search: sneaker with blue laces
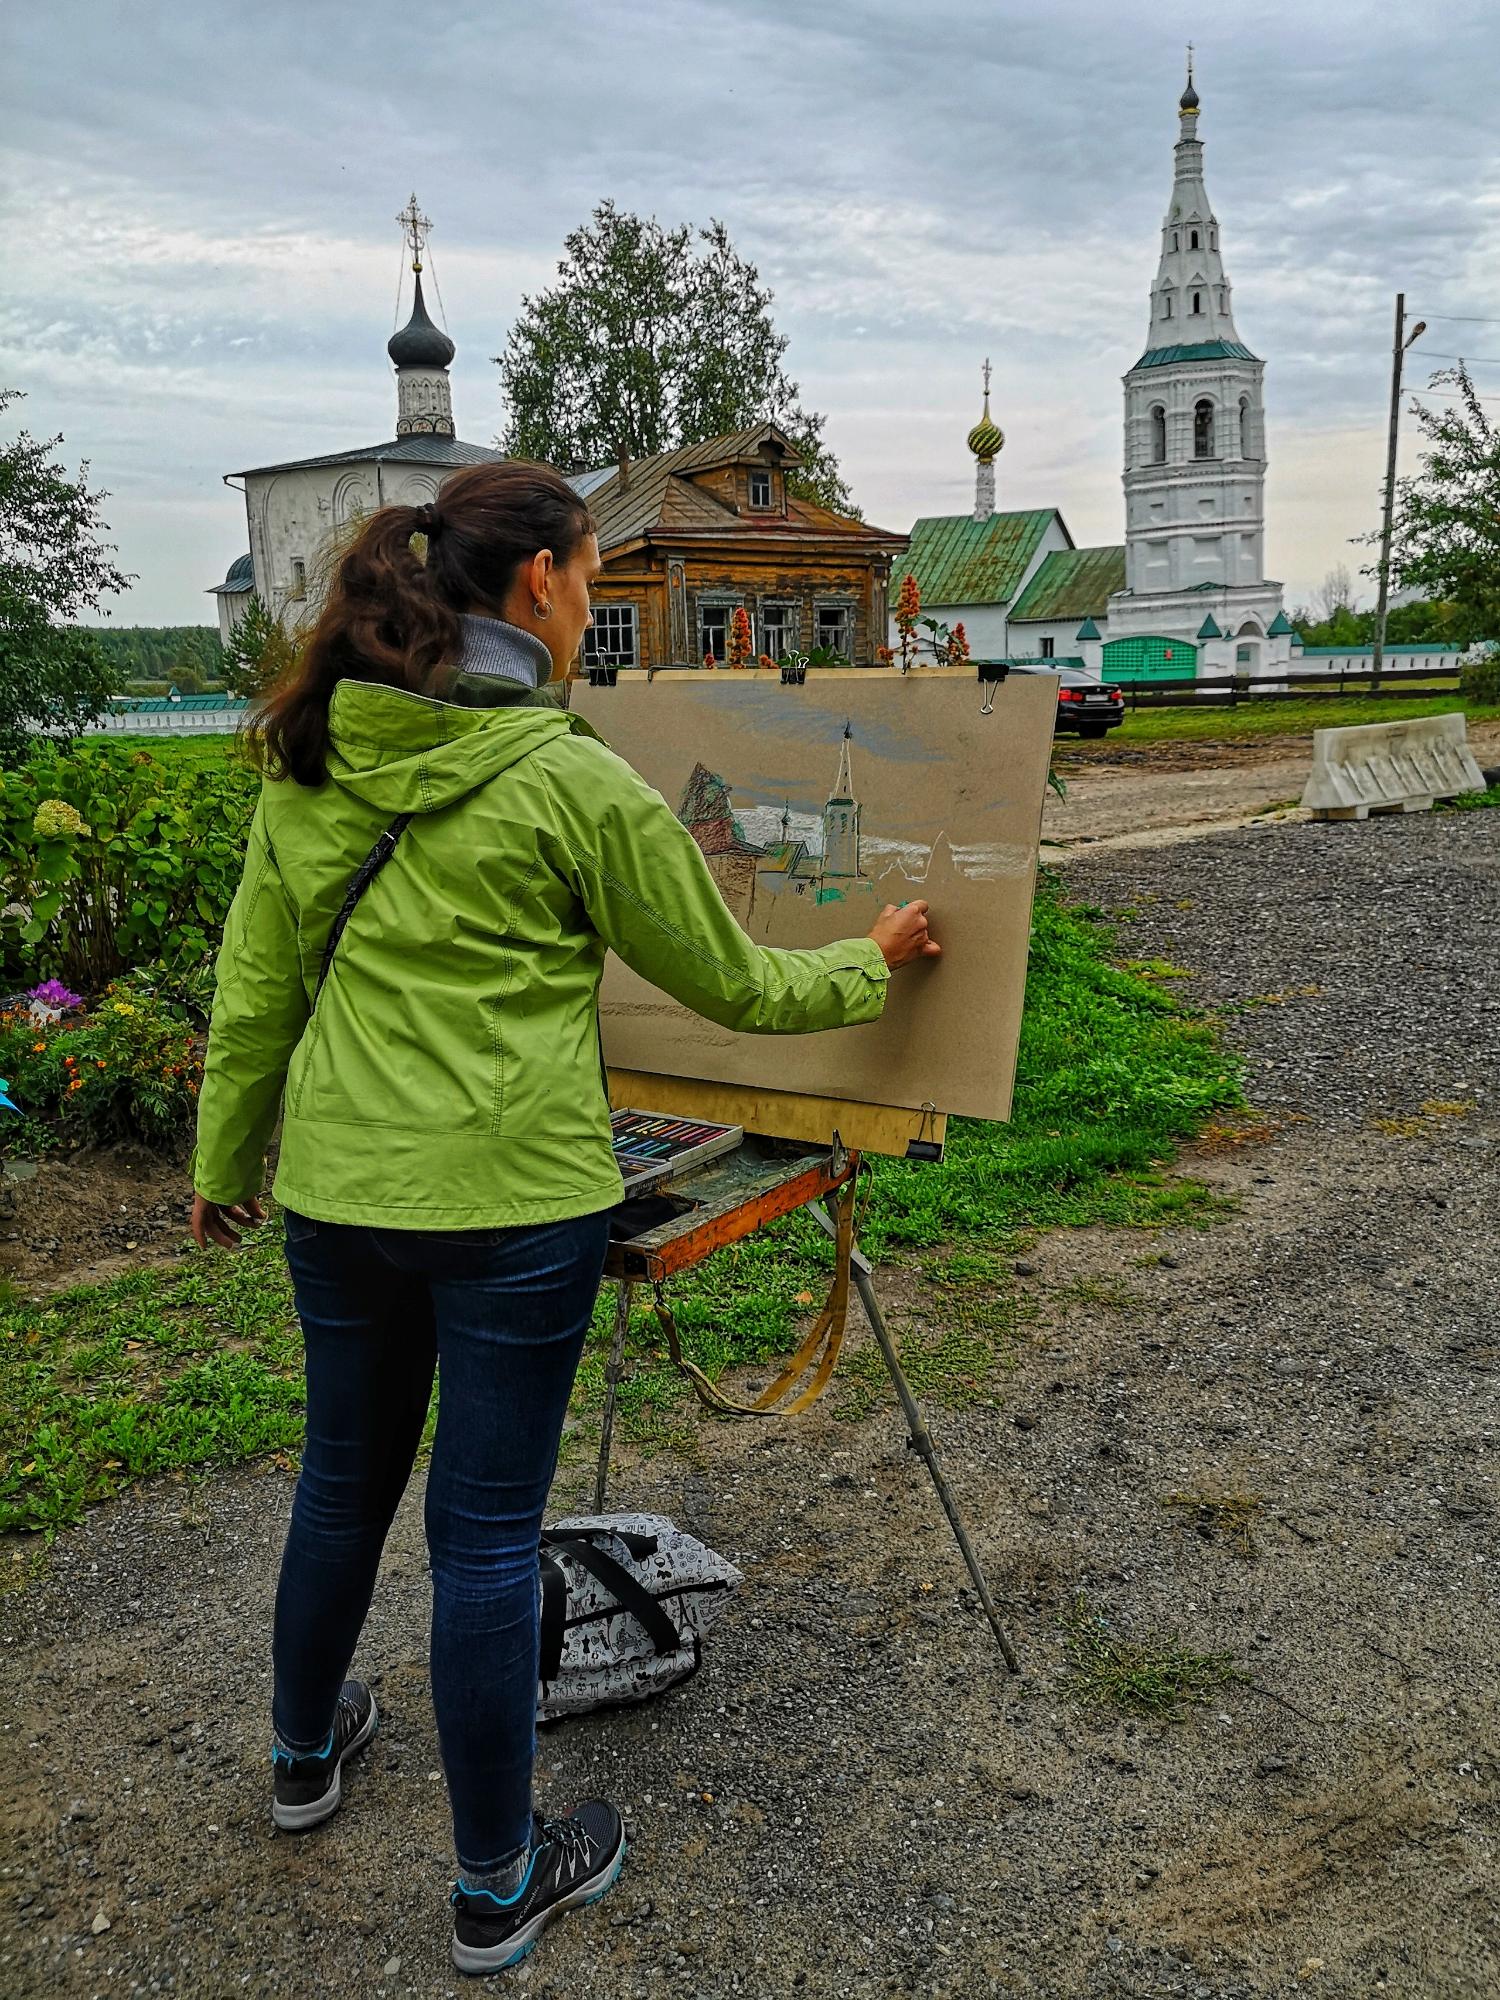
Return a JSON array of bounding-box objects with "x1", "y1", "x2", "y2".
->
[
  {"x1": 270, "y1": 1679, "x2": 378, "y2": 1832},
  {"x1": 450, "y1": 1800, "x2": 626, "y2": 1975}
]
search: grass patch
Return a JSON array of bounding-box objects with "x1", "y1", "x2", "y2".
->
[
  {"x1": 2, "y1": 875, "x2": 1244, "y2": 1531},
  {"x1": 1062, "y1": 1594, "x2": 1245, "y2": 1718},
  {"x1": 1437, "y1": 782, "x2": 1500, "y2": 812},
  {"x1": 1095, "y1": 695, "x2": 1500, "y2": 748},
  {"x1": 1162, "y1": 1485, "x2": 1264, "y2": 1556}
]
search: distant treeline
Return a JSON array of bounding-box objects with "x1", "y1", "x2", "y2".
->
[
  {"x1": 85, "y1": 625, "x2": 226, "y2": 688},
  {"x1": 1288, "y1": 598, "x2": 1486, "y2": 650}
]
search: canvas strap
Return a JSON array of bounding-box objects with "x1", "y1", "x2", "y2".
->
[{"x1": 650, "y1": 1178, "x2": 855, "y2": 1418}]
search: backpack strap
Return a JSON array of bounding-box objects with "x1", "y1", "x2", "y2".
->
[
  {"x1": 314, "y1": 812, "x2": 414, "y2": 1004},
  {"x1": 540, "y1": 1533, "x2": 684, "y2": 1659},
  {"x1": 538, "y1": 1547, "x2": 569, "y2": 1684}
]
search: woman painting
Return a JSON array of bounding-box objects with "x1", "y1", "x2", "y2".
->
[{"x1": 189, "y1": 460, "x2": 939, "y2": 1976}]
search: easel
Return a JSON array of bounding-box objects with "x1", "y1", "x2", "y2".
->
[{"x1": 593, "y1": 1130, "x2": 1022, "y2": 1673}]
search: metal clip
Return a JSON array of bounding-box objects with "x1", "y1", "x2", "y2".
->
[
  {"x1": 976, "y1": 660, "x2": 1009, "y2": 716},
  {"x1": 587, "y1": 666, "x2": 620, "y2": 689}
]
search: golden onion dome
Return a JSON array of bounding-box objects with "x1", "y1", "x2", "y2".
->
[{"x1": 967, "y1": 408, "x2": 1004, "y2": 463}]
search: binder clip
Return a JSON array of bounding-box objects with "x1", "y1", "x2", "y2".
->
[
  {"x1": 587, "y1": 666, "x2": 620, "y2": 689},
  {"x1": 780, "y1": 662, "x2": 808, "y2": 686},
  {"x1": 976, "y1": 660, "x2": 1009, "y2": 716}
]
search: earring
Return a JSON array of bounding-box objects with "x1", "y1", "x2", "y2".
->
[{"x1": 533, "y1": 600, "x2": 553, "y2": 620}]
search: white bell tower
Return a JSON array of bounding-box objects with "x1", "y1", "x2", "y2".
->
[{"x1": 1107, "y1": 55, "x2": 1288, "y2": 676}]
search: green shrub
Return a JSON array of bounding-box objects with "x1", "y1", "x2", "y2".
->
[
  {"x1": 0, "y1": 985, "x2": 202, "y2": 1150},
  {"x1": 1460, "y1": 648, "x2": 1500, "y2": 705},
  {"x1": 0, "y1": 739, "x2": 258, "y2": 995}
]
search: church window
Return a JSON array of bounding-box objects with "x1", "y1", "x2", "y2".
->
[
  {"x1": 583, "y1": 604, "x2": 638, "y2": 670},
  {"x1": 1040, "y1": 637, "x2": 1055, "y2": 658},
  {"x1": 1210, "y1": 226, "x2": 1218, "y2": 249},
  {"x1": 1163, "y1": 292, "x2": 1174, "y2": 319},
  {"x1": 1238, "y1": 394, "x2": 1254, "y2": 456},
  {"x1": 1190, "y1": 229, "x2": 1200, "y2": 249},
  {"x1": 1194, "y1": 400, "x2": 1216, "y2": 458},
  {"x1": 289, "y1": 558, "x2": 307, "y2": 600},
  {"x1": 1191, "y1": 290, "x2": 1203, "y2": 315},
  {"x1": 814, "y1": 602, "x2": 854, "y2": 661},
  {"x1": 1171, "y1": 230, "x2": 1180, "y2": 250},
  {"x1": 1149, "y1": 404, "x2": 1167, "y2": 463}
]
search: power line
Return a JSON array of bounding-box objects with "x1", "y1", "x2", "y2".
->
[
  {"x1": 1419, "y1": 350, "x2": 1500, "y2": 365},
  {"x1": 1412, "y1": 312, "x2": 1500, "y2": 326}
]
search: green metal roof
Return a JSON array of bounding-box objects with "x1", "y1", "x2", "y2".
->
[
  {"x1": 1008, "y1": 544, "x2": 1125, "y2": 623},
  {"x1": 1130, "y1": 339, "x2": 1259, "y2": 371},
  {"x1": 1075, "y1": 615, "x2": 1101, "y2": 641},
  {"x1": 1196, "y1": 614, "x2": 1223, "y2": 639},
  {"x1": 110, "y1": 693, "x2": 246, "y2": 714},
  {"x1": 894, "y1": 509, "x2": 1058, "y2": 610},
  {"x1": 1266, "y1": 610, "x2": 1293, "y2": 637}
]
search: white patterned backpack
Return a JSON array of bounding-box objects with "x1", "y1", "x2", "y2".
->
[{"x1": 537, "y1": 1514, "x2": 742, "y2": 1722}]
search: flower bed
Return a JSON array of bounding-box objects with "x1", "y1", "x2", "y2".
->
[{"x1": 1, "y1": 981, "x2": 202, "y2": 1156}]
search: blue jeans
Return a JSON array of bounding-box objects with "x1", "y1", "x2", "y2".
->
[{"x1": 273, "y1": 1208, "x2": 610, "y2": 1873}]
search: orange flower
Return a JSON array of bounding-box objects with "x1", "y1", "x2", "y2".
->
[
  {"x1": 31, "y1": 1041, "x2": 46, "y2": 1053},
  {"x1": 96, "y1": 1060, "x2": 106, "y2": 1069},
  {"x1": 68, "y1": 1078, "x2": 83, "y2": 1093}
]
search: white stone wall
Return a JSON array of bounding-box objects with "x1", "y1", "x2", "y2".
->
[
  {"x1": 1005, "y1": 619, "x2": 1091, "y2": 660},
  {"x1": 246, "y1": 459, "x2": 445, "y2": 627},
  {"x1": 1122, "y1": 356, "x2": 1267, "y2": 596}
]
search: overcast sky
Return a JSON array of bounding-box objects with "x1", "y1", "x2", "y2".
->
[{"x1": 7, "y1": 0, "x2": 1499, "y2": 627}]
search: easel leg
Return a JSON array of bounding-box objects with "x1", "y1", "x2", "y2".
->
[
  {"x1": 806, "y1": 1202, "x2": 1021, "y2": 1674},
  {"x1": 594, "y1": 1280, "x2": 632, "y2": 1514},
  {"x1": 851, "y1": 1261, "x2": 1022, "y2": 1674}
]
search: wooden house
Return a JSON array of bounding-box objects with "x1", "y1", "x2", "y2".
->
[{"x1": 574, "y1": 423, "x2": 906, "y2": 671}]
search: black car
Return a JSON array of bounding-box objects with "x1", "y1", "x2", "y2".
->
[{"x1": 1005, "y1": 661, "x2": 1125, "y2": 738}]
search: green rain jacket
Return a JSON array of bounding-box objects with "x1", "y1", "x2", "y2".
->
[{"x1": 191, "y1": 680, "x2": 891, "y2": 1228}]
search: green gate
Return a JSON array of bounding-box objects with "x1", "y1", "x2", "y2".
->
[{"x1": 1100, "y1": 634, "x2": 1198, "y2": 683}]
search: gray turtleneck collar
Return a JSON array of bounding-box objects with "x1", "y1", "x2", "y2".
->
[{"x1": 456, "y1": 614, "x2": 553, "y2": 690}]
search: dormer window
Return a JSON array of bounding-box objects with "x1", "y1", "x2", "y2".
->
[{"x1": 748, "y1": 469, "x2": 773, "y2": 509}]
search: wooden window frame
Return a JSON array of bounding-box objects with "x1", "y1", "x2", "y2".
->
[{"x1": 583, "y1": 603, "x2": 639, "y2": 670}]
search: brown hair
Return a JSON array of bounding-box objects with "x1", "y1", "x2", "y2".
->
[{"x1": 248, "y1": 459, "x2": 595, "y2": 786}]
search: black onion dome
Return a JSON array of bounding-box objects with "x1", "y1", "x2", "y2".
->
[
  {"x1": 1179, "y1": 76, "x2": 1200, "y2": 111},
  {"x1": 387, "y1": 274, "x2": 455, "y2": 369}
]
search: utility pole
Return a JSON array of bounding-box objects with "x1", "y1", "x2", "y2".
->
[{"x1": 1371, "y1": 293, "x2": 1425, "y2": 690}]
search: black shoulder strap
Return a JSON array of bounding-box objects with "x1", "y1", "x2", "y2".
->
[
  {"x1": 314, "y1": 812, "x2": 413, "y2": 1004},
  {"x1": 540, "y1": 1532, "x2": 684, "y2": 1661}
]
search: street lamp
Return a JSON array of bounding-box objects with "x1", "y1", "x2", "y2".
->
[{"x1": 1371, "y1": 295, "x2": 1426, "y2": 689}]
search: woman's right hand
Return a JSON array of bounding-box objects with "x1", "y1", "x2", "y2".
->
[{"x1": 868, "y1": 901, "x2": 942, "y2": 971}]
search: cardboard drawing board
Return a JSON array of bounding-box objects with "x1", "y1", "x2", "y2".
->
[{"x1": 572, "y1": 668, "x2": 1058, "y2": 1155}]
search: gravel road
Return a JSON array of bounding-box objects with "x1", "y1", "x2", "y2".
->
[{"x1": 2, "y1": 807, "x2": 1498, "y2": 2000}]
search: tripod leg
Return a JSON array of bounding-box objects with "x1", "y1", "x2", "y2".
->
[
  {"x1": 850, "y1": 1261, "x2": 1021, "y2": 1673},
  {"x1": 594, "y1": 1281, "x2": 632, "y2": 1514}
]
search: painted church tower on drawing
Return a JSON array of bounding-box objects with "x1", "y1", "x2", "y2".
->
[{"x1": 1105, "y1": 62, "x2": 1291, "y2": 677}]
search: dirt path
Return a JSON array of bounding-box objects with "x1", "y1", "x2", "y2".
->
[
  {"x1": 3, "y1": 812, "x2": 1498, "y2": 2000},
  {"x1": 1042, "y1": 715, "x2": 1500, "y2": 850}
]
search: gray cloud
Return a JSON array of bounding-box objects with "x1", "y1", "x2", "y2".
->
[{"x1": 6, "y1": 0, "x2": 1498, "y2": 621}]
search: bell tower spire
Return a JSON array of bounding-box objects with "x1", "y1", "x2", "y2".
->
[{"x1": 966, "y1": 358, "x2": 1004, "y2": 521}]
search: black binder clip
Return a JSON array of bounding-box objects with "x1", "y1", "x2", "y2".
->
[
  {"x1": 976, "y1": 660, "x2": 1009, "y2": 715},
  {"x1": 779, "y1": 662, "x2": 807, "y2": 686},
  {"x1": 587, "y1": 666, "x2": 620, "y2": 688}
]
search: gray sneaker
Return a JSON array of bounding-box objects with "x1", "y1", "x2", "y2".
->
[
  {"x1": 450, "y1": 1801, "x2": 626, "y2": 1975},
  {"x1": 271, "y1": 1679, "x2": 378, "y2": 1831}
]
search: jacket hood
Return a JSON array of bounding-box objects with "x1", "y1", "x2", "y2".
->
[{"x1": 326, "y1": 678, "x2": 599, "y2": 814}]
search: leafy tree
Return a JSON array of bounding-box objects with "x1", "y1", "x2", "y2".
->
[
  {"x1": 496, "y1": 203, "x2": 857, "y2": 515},
  {"x1": 1382, "y1": 364, "x2": 1500, "y2": 637},
  {"x1": 219, "y1": 594, "x2": 296, "y2": 699},
  {"x1": 0, "y1": 389, "x2": 130, "y2": 761},
  {"x1": 90, "y1": 624, "x2": 224, "y2": 685}
]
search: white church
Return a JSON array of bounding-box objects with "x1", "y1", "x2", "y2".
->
[
  {"x1": 208, "y1": 198, "x2": 503, "y2": 642},
  {"x1": 899, "y1": 65, "x2": 1295, "y2": 684}
]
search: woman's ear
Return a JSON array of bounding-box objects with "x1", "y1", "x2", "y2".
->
[{"x1": 529, "y1": 548, "x2": 554, "y2": 609}]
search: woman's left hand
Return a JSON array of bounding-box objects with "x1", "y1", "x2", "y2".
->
[{"x1": 191, "y1": 1193, "x2": 265, "y2": 1250}]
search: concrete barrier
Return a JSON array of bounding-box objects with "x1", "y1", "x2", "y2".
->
[{"x1": 1301, "y1": 712, "x2": 1487, "y2": 821}]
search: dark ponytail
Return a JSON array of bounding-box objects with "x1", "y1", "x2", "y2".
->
[{"x1": 247, "y1": 460, "x2": 595, "y2": 786}]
